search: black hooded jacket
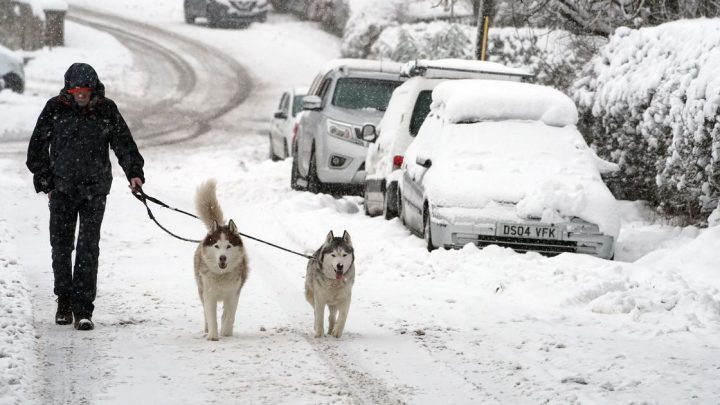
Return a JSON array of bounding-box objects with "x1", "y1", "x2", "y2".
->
[{"x1": 26, "y1": 63, "x2": 145, "y2": 198}]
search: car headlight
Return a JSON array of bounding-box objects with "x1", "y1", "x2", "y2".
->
[
  {"x1": 327, "y1": 119, "x2": 355, "y2": 142},
  {"x1": 566, "y1": 218, "x2": 600, "y2": 234}
]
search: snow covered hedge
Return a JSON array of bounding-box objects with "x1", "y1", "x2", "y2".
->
[
  {"x1": 573, "y1": 19, "x2": 720, "y2": 224},
  {"x1": 369, "y1": 21, "x2": 595, "y2": 92}
]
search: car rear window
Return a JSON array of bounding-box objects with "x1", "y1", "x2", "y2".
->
[
  {"x1": 409, "y1": 90, "x2": 433, "y2": 136},
  {"x1": 332, "y1": 78, "x2": 402, "y2": 111}
]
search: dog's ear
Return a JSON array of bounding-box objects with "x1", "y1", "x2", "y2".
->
[
  {"x1": 325, "y1": 230, "x2": 334, "y2": 244},
  {"x1": 211, "y1": 220, "x2": 219, "y2": 233},
  {"x1": 342, "y1": 230, "x2": 352, "y2": 245},
  {"x1": 228, "y1": 219, "x2": 238, "y2": 234}
]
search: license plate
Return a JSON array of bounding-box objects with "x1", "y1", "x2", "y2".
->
[{"x1": 497, "y1": 223, "x2": 560, "y2": 240}]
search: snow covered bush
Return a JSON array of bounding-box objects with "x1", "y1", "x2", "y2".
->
[
  {"x1": 573, "y1": 19, "x2": 720, "y2": 224},
  {"x1": 340, "y1": 0, "x2": 406, "y2": 58},
  {"x1": 370, "y1": 22, "x2": 595, "y2": 92}
]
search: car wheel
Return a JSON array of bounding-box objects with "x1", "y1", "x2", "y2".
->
[
  {"x1": 307, "y1": 145, "x2": 323, "y2": 194},
  {"x1": 207, "y1": 8, "x2": 221, "y2": 27},
  {"x1": 290, "y1": 156, "x2": 306, "y2": 191},
  {"x1": 3, "y1": 73, "x2": 23, "y2": 93},
  {"x1": 383, "y1": 181, "x2": 398, "y2": 220},
  {"x1": 184, "y1": 8, "x2": 195, "y2": 23},
  {"x1": 269, "y1": 134, "x2": 281, "y2": 161},
  {"x1": 398, "y1": 191, "x2": 406, "y2": 226},
  {"x1": 363, "y1": 186, "x2": 373, "y2": 217},
  {"x1": 424, "y1": 205, "x2": 436, "y2": 252}
]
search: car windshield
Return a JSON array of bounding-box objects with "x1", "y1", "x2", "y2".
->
[
  {"x1": 292, "y1": 95, "x2": 304, "y2": 117},
  {"x1": 409, "y1": 90, "x2": 433, "y2": 136},
  {"x1": 332, "y1": 78, "x2": 402, "y2": 111}
]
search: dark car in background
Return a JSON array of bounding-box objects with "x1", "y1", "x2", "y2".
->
[
  {"x1": 0, "y1": 44, "x2": 25, "y2": 94},
  {"x1": 184, "y1": 0, "x2": 268, "y2": 27}
]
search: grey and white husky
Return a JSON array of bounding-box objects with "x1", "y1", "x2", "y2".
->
[
  {"x1": 194, "y1": 180, "x2": 249, "y2": 341},
  {"x1": 305, "y1": 230, "x2": 356, "y2": 338}
]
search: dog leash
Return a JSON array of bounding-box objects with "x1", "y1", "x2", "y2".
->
[{"x1": 132, "y1": 187, "x2": 315, "y2": 260}]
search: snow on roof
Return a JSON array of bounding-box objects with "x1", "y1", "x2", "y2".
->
[
  {"x1": 432, "y1": 80, "x2": 578, "y2": 127},
  {"x1": 293, "y1": 86, "x2": 309, "y2": 95},
  {"x1": 401, "y1": 59, "x2": 533, "y2": 79},
  {"x1": 319, "y1": 58, "x2": 403, "y2": 75}
]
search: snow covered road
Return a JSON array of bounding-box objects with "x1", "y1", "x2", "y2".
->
[{"x1": 1, "y1": 2, "x2": 720, "y2": 404}]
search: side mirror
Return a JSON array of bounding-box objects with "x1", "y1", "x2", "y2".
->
[
  {"x1": 416, "y1": 155, "x2": 432, "y2": 169},
  {"x1": 302, "y1": 95, "x2": 322, "y2": 111},
  {"x1": 273, "y1": 111, "x2": 288, "y2": 119},
  {"x1": 361, "y1": 124, "x2": 377, "y2": 142}
]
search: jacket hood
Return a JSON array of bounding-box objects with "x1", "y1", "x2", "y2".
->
[{"x1": 60, "y1": 63, "x2": 106, "y2": 99}]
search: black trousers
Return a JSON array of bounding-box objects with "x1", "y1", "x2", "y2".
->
[{"x1": 49, "y1": 191, "x2": 107, "y2": 319}]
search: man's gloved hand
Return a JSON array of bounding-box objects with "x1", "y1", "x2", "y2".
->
[{"x1": 129, "y1": 177, "x2": 143, "y2": 192}]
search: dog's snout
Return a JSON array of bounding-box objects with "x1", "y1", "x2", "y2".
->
[
  {"x1": 336, "y1": 263, "x2": 344, "y2": 271},
  {"x1": 219, "y1": 255, "x2": 227, "y2": 262}
]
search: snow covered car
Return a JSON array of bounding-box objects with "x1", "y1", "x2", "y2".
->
[
  {"x1": 184, "y1": 0, "x2": 268, "y2": 26},
  {"x1": 0, "y1": 44, "x2": 25, "y2": 94},
  {"x1": 291, "y1": 59, "x2": 404, "y2": 194},
  {"x1": 399, "y1": 79, "x2": 620, "y2": 259},
  {"x1": 362, "y1": 59, "x2": 533, "y2": 219},
  {"x1": 269, "y1": 87, "x2": 307, "y2": 160}
]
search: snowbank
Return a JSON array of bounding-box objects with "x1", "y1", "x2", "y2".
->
[
  {"x1": 573, "y1": 19, "x2": 720, "y2": 224},
  {"x1": 0, "y1": 163, "x2": 38, "y2": 405}
]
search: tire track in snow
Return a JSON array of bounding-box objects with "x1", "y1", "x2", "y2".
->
[{"x1": 67, "y1": 6, "x2": 252, "y2": 147}]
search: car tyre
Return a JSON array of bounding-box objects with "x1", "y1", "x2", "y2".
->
[
  {"x1": 207, "y1": 8, "x2": 221, "y2": 28},
  {"x1": 363, "y1": 186, "x2": 374, "y2": 217},
  {"x1": 269, "y1": 134, "x2": 281, "y2": 161},
  {"x1": 307, "y1": 145, "x2": 323, "y2": 194},
  {"x1": 383, "y1": 181, "x2": 398, "y2": 220},
  {"x1": 290, "y1": 156, "x2": 305, "y2": 191},
  {"x1": 3, "y1": 73, "x2": 23, "y2": 94},
  {"x1": 424, "y1": 205, "x2": 436, "y2": 252},
  {"x1": 184, "y1": 8, "x2": 195, "y2": 24},
  {"x1": 398, "y1": 190, "x2": 406, "y2": 226}
]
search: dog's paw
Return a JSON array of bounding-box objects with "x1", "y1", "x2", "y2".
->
[
  {"x1": 330, "y1": 330, "x2": 343, "y2": 339},
  {"x1": 220, "y1": 329, "x2": 233, "y2": 337},
  {"x1": 207, "y1": 332, "x2": 219, "y2": 341},
  {"x1": 314, "y1": 331, "x2": 324, "y2": 338}
]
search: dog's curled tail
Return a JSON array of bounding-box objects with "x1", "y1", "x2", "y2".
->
[{"x1": 195, "y1": 179, "x2": 224, "y2": 230}]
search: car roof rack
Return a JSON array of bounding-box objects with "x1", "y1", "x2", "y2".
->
[
  {"x1": 401, "y1": 59, "x2": 535, "y2": 81},
  {"x1": 320, "y1": 58, "x2": 403, "y2": 76}
]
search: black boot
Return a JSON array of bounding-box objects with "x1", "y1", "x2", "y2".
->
[
  {"x1": 74, "y1": 317, "x2": 94, "y2": 331},
  {"x1": 55, "y1": 296, "x2": 73, "y2": 325}
]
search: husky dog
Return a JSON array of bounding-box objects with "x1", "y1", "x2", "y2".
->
[
  {"x1": 305, "y1": 230, "x2": 356, "y2": 338},
  {"x1": 194, "y1": 180, "x2": 248, "y2": 341}
]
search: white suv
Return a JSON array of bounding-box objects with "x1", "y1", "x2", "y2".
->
[
  {"x1": 362, "y1": 59, "x2": 532, "y2": 218},
  {"x1": 291, "y1": 59, "x2": 404, "y2": 195}
]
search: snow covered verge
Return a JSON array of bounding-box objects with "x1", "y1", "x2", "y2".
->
[
  {"x1": 369, "y1": 21, "x2": 596, "y2": 92},
  {"x1": 0, "y1": 162, "x2": 38, "y2": 405},
  {"x1": 573, "y1": 19, "x2": 720, "y2": 225},
  {"x1": 0, "y1": 21, "x2": 136, "y2": 142}
]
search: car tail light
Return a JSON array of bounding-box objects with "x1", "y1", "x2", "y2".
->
[{"x1": 392, "y1": 155, "x2": 404, "y2": 170}]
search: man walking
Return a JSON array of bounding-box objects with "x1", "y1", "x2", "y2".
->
[{"x1": 26, "y1": 63, "x2": 145, "y2": 331}]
